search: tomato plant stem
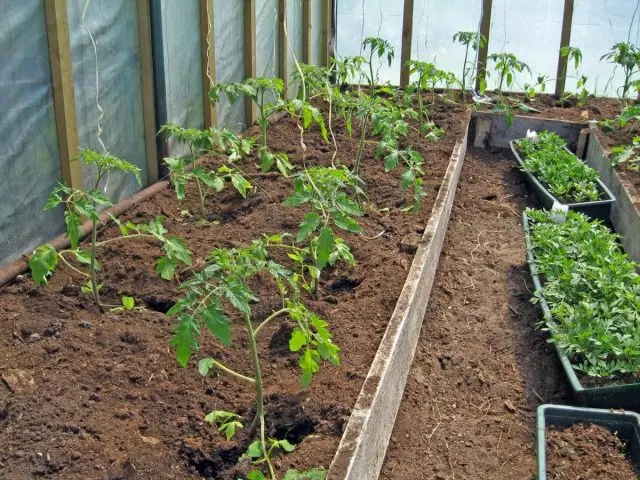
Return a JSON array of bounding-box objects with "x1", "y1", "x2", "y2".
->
[
  {"x1": 90, "y1": 218, "x2": 100, "y2": 305},
  {"x1": 254, "y1": 308, "x2": 290, "y2": 337},
  {"x1": 211, "y1": 359, "x2": 255, "y2": 384}
]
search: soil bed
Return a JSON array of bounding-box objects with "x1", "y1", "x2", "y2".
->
[
  {"x1": 380, "y1": 146, "x2": 570, "y2": 479},
  {"x1": 0, "y1": 102, "x2": 467, "y2": 479},
  {"x1": 546, "y1": 423, "x2": 638, "y2": 479}
]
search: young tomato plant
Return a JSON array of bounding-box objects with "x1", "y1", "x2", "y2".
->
[
  {"x1": 406, "y1": 60, "x2": 447, "y2": 138},
  {"x1": 170, "y1": 240, "x2": 339, "y2": 479},
  {"x1": 29, "y1": 149, "x2": 192, "y2": 306},
  {"x1": 611, "y1": 136, "x2": 640, "y2": 171},
  {"x1": 558, "y1": 46, "x2": 589, "y2": 105},
  {"x1": 601, "y1": 42, "x2": 640, "y2": 101},
  {"x1": 452, "y1": 31, "x2": 487, "y2": 97},
  {"x1": 376, "y1": 138, "x2": 427, "y2": 211},
  {"x1": 487, "y1": 52, "x2": 531, "y2": 94},
  {"x1": 361, "y1": 37, "x2": 395, "y2": 92},
  {"x1": 210, "y1": 77, "x2": 293, "y2": 176}
]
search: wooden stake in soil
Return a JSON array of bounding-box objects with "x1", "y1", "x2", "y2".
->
[
  {"x1": 45, "y1": 0, "x2": 82, "y2": 189},
  {"x1": 279, "y1": 0, "x2": 288, "y2": 96},
  {"x1": 399, "y1": 0, "x2": 415, "y2": 88},
  {"x1": 323, "y1": 0, "x2": 333, "y2": 66},
  {"x1": 244, "y1": 0, "x2": 257, "y2": 124},
  {"x1": 303, "y1": 0, "x2": 312, "y2": 63},
  {"x1": 200, "y1": 0, "x2": 217, "y2": 128},
  {"x1": 555, "y1": 0, "x2": 575, "y2": 98},
  {"x1": 476, "y1": 0, "x2": 493, "y2": 92}
]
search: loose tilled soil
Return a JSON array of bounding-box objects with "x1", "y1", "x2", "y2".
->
[
  {"x1": 546, "y1": 423, "x2": 638, "y2": 479},
  {"x1": 0, "y1": 102, "x2": 468, "y2": 479},
  {"x1": 381, "y1": 147, "x2": 571, "y2": 479}
]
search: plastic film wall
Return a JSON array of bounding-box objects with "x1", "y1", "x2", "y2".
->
[
  {"x1": 336, "y1": 0, "x2": 640, "y2": 96},
  {"x1": 0, "y1": 0, "x2": 329, "y2": 268}
]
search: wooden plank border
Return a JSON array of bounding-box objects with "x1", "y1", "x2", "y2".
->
[
  {"x1": 475, "y1": 0, "x2": 492, "y2": 92},
  {"x1": 399, "y1": 0, "x2": 414, "y2": 88},
  {"x1": 136, "y1": 0, "x2": 159, "y2": 184},
  {"x1": 323, "y1": 0, "x2": 332, "y2": 66},
  {"x1": 244, "y1": 0, "x2": 257, "y2": 125},
  {"x1": 200, "y1": 0, "x2": 217, "y2": 128},
  {"x1": 555, "y1": 0, "x2": 575, "y2": 97},
  {"x1": 45, "y1": 0, "x2": 82, "y2": 189}
]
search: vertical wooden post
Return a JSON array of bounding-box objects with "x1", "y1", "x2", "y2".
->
[
  {"x1": 137, "y1": 0, "x2": 159, "y2": 184},
  {"x1": 323, "y1": 0, "x2": 332, "y2": 66},
  {"x1": 303, "y1": 0, "x2": 312, "y2": 63},
  {"x1": 244, "y1": 0, "x2": 257, "y2": 125},
  {"x1": 399, "y1": 0, "x2": 415, "y2": 87},
  {"x1": 475, "y1": 0, "x2": 492, "y2": 92},
  {"x1": 200, "y1": 0, "x2": 217, "y2": 128},
  {"x1": 45, "y1": 0, "x2": 82, "y2": 189},
  {"x1": 555, "y1": 0, "x2": 575, "y2": 98},
  {"x1": 279, "y1": 0, "x2": 288, "y2": 93}
]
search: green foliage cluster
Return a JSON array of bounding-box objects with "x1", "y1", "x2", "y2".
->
[
  {"x1": 515, "y1": 131, "x2": 602, "y2": 203},
  {"x1": 526, "y1": 209, "x2": 640, "y2": 377}
]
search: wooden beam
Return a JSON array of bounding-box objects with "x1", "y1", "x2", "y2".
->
[
  {"x1": 303, "y1": 0, "x2": 312, "y2": 63},
  {"x1": 555, "y1": 0, "x2": 575, "y2": 98},
  {"x1": 475, "y1": 0, "x2": 493, "y2": 92},
  {"x1": 323, "y1": 0, "x2": 332, "y2": 66},
  {"x1": 136, "y1": 0, "x2": 159, "y2": 184},
  {"x1": 279, "y1": 0, "x2": 288, "y2": 94},
  {"x1": 244, "y1": 0, "x2": 257, "y2": 125},
  {"x1": 399, "y1": 0, "x2": 414, "y2": 87},
  {"x1": 45, "y1": 0, "x2": 82, "y2": 189},
  {"x1": 200, "y1": 0, "x2": 217, "y2": 128}
]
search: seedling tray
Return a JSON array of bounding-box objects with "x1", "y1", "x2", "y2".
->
[
  {"x1": 522, "y1": 211, "x2": 640, "y2": 410},
  {"x1": 536, "y1": 404, "x2": 640, "y2": 479},
  {"x1": 510, "y1": 140, "x2": 615, "y2": 221}
]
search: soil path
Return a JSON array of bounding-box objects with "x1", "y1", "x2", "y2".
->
[{"x1": 380, "y1": 146, "x2": 570, "y2": 479}]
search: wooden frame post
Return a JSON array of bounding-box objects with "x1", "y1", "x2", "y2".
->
[
  {"x1": 45, "y1": 0, "x2": 82, "y2": 189},
  {"x1": 303, "y1": 0, "x2": 312, "y2": 63},
  {"x1": 399, "y1": 0, "x2": 415, "y2": 87},
  {"x1": 279, "y1": 0, "x2": 288, "y2": 94},
  {"x1": 555, "y1": 0, "x2": 575, "y2": 98},
  {"x1": 475, "y1": 0, "x2": 492, "y2": 92},
  {"x1": 244, "y1": 0, "x2": 257, "y2": 125},
  {"x1": 323, "y1": 0, "x2": 333, "y2": 66},
  {"x1": 136, "y1": 0, "x2": 159, "y2": 184},
  {"x1": 200, "y1": 0, "x2": 217, "y2": 128}
]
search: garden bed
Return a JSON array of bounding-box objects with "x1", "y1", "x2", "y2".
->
[{"x1": 0, "y1": 102, "x2": 468, "y2": 479}]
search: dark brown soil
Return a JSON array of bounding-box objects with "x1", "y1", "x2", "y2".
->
[
  {"x1": 547, "y1": 423, "x2": 638, "y2": 479},
  {"x1": 380, "y1": 147, "x2": 570, "y2": 479},
  {"x1": 0, "y1": 102, "x2": 468, "y2": 479}
]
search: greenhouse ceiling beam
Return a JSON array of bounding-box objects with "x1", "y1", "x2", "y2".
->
[
  {"x1": 244, "y1": 0, "x2": 257, "y2": 124},
  {"x1": 137, "y1": 0, "x2": 159, "y2": 184},
  {"x1": 399, "y1": 0, "x2": 414, "y2": 87},
  {"x1": 555, "y1": 0, "x2": 574, "y2": 98},
  {"x1": 45, "y1": 0, "x2": 82, "y2": 190},
  {"x1": 200, "y1": 0, "x2": 217, "y2": 128},
  {"x1": 475, "y1": 0, "x2": 492, "y2": 92}
]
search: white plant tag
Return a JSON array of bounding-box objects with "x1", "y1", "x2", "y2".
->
[
  {"x1": 526, "y1": 129, "x2": 538, "y2": 140},
  {"x1": 550, "y1": 201, "x2": 569, "y2": 223}
]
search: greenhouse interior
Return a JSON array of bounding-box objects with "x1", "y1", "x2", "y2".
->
[{"x1": 2, "y1": 0, "x2": 640, "y2": 478}]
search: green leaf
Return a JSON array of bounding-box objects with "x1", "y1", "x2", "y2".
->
[
  {"x1": 199, "y1": 358, "x2": 216, "y2": 377},
  {"x1": 202, "y1": 305, "x2": 232, "y2": 346},
  {"x1": 289, "y1": 328, "x2": 308, "y2": 352},
  {"x1": 400, "y1": 169, "x2": 416, "y2": 191},
  {"x1": 231, "y1": 173, "x2": 251, "y2": 198},
  {"x1": 283, "y1": 468, "x2": 327, "y2": 480},
  {"x1": 247, "y1": 471, "x2": 266, "y2": 480},
  {"x1": 65, "y1": 211, "x2": 83, "y2": 248},
  {"x1": 29, "y1": 244, "x2": 58, "y2": 286},
  {"x1": 297, "y1": 212, "x2": 320, "y2": 242},
  {"x1": 156, "y1": 256, "x2": 178, "y2": 281},
  {"x1": 73, "y1": 248, "x2": 91, "y2": 265},
  {"x1": 163, "y1": 236, "x2": 192, "y2": 266},
  {"x1": 299, "y1": 349, "x2": 320, "y2": 388},
  {"x1": 246, "y1": 440, "x2": 264, "y2": 459},
  {"x1": 316, "y1": 228, "x2": 334, "y2": 269},
  {"x1": 385, "y1": 151, "x2": 399, "y2": 171},
  {"x1": 273, "y1": 438, "x2": 296, "y2": 453},
  {"x1": 171, "y1": 315, "x2": 201, "y2": 368},
  {"x1": 333, "y1": 213, "x2": 362, "y2": 233},
  {"x1": 121, "y1": 296, "x2": 135, "y2": 310}
]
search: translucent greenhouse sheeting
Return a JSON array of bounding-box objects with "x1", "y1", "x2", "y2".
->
[
  {"x1": 67, "y1": 0, "x2": 149, "y2": 200},
  {"x1": 150, "y1": 0, "x2": 205, "y2": 158},
  {"x1": 214, "y1": 0, "x2": 246, "y2": 131},
  {"x1": 311, "y1": 0, "x2": 325, "y2": 66},
  {"x1": 257, "y1": 0, "x2": 280, "y2": 80},
  {"x1": 0, "y1": 0, "x2": 65, "y2": 266},
  {"x1": 287, "y1": 0, "x2": 304, "y2": 96}
]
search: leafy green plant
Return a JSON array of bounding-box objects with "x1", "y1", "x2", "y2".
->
[
  {"x1": 515, "y1": 131, "x2": 602, "y2": 202},
  {"x1": 361, "y1": 37, "x2": 395, "y2": 91},
  {"x1": 452, "y1": 31, "x2": 487, "y2": 96},
  {"x1": 611, "y1": 135, "x2": 640, "y2": 171},
  {"x1": 170, "y1": 240, "x2": 339, "y2": 479},
  {"x1": 210, "y1": 78, "x2": 293, "y2": 175},
  {"x1": 210, "y1": 127, "x2": 256, "y2": 162},
  {"x1": 526, "y1": 208, "x2": 640, "y2": 378},
  {"x1": 487, "y1": 52, "x2": 531, "y2": 94},
  {"x1": 558, "y1": 46, "x2": 589, "y2": 105},
  {"x1": 376, "y1": 138, "x2": 427, "y2": 211},
  {"x1": 406, "y1": 60, "x2": 449, "y2": 138},
  {"x1": 29, "y1": 149, "x2": 192, "y2": 306},
  {"x1": 280, "y1": 166, "x2": 362, "y2": 291},
  {"x1": 601, "y1": 42, "x2": 640, "y2": 101},
  {"x1": 330, "y1": 55, "x2": 367, "y2": 86}
]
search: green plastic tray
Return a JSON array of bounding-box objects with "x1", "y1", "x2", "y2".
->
[
  {"x1": 537, "y1": 404, "x2": 640, "y2": 479},
  {"x1": 523, "y1": 211, "x2": 640, "y2": 410},
  {"x1": 511, "y1": 140, "x2": 615, "y2": 221}
]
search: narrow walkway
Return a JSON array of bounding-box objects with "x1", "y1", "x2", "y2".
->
[{"x1": 381, "y1": 147, "x2": 569, "y2": 479}]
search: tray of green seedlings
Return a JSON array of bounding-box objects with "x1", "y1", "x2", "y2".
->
[
  {"x1": 511, "y1": 131, "x2": 615, "y2": 220},
  {"x1": 522, "y1": 208, "x2": 640, "y2": 409},
  {"x1": 536, "y1": 404, "x2": 640, "y2": 479}
]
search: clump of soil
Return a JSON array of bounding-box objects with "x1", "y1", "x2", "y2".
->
[{"x1": 546, "y1": 423, "x2": 639, "y2": 479}]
